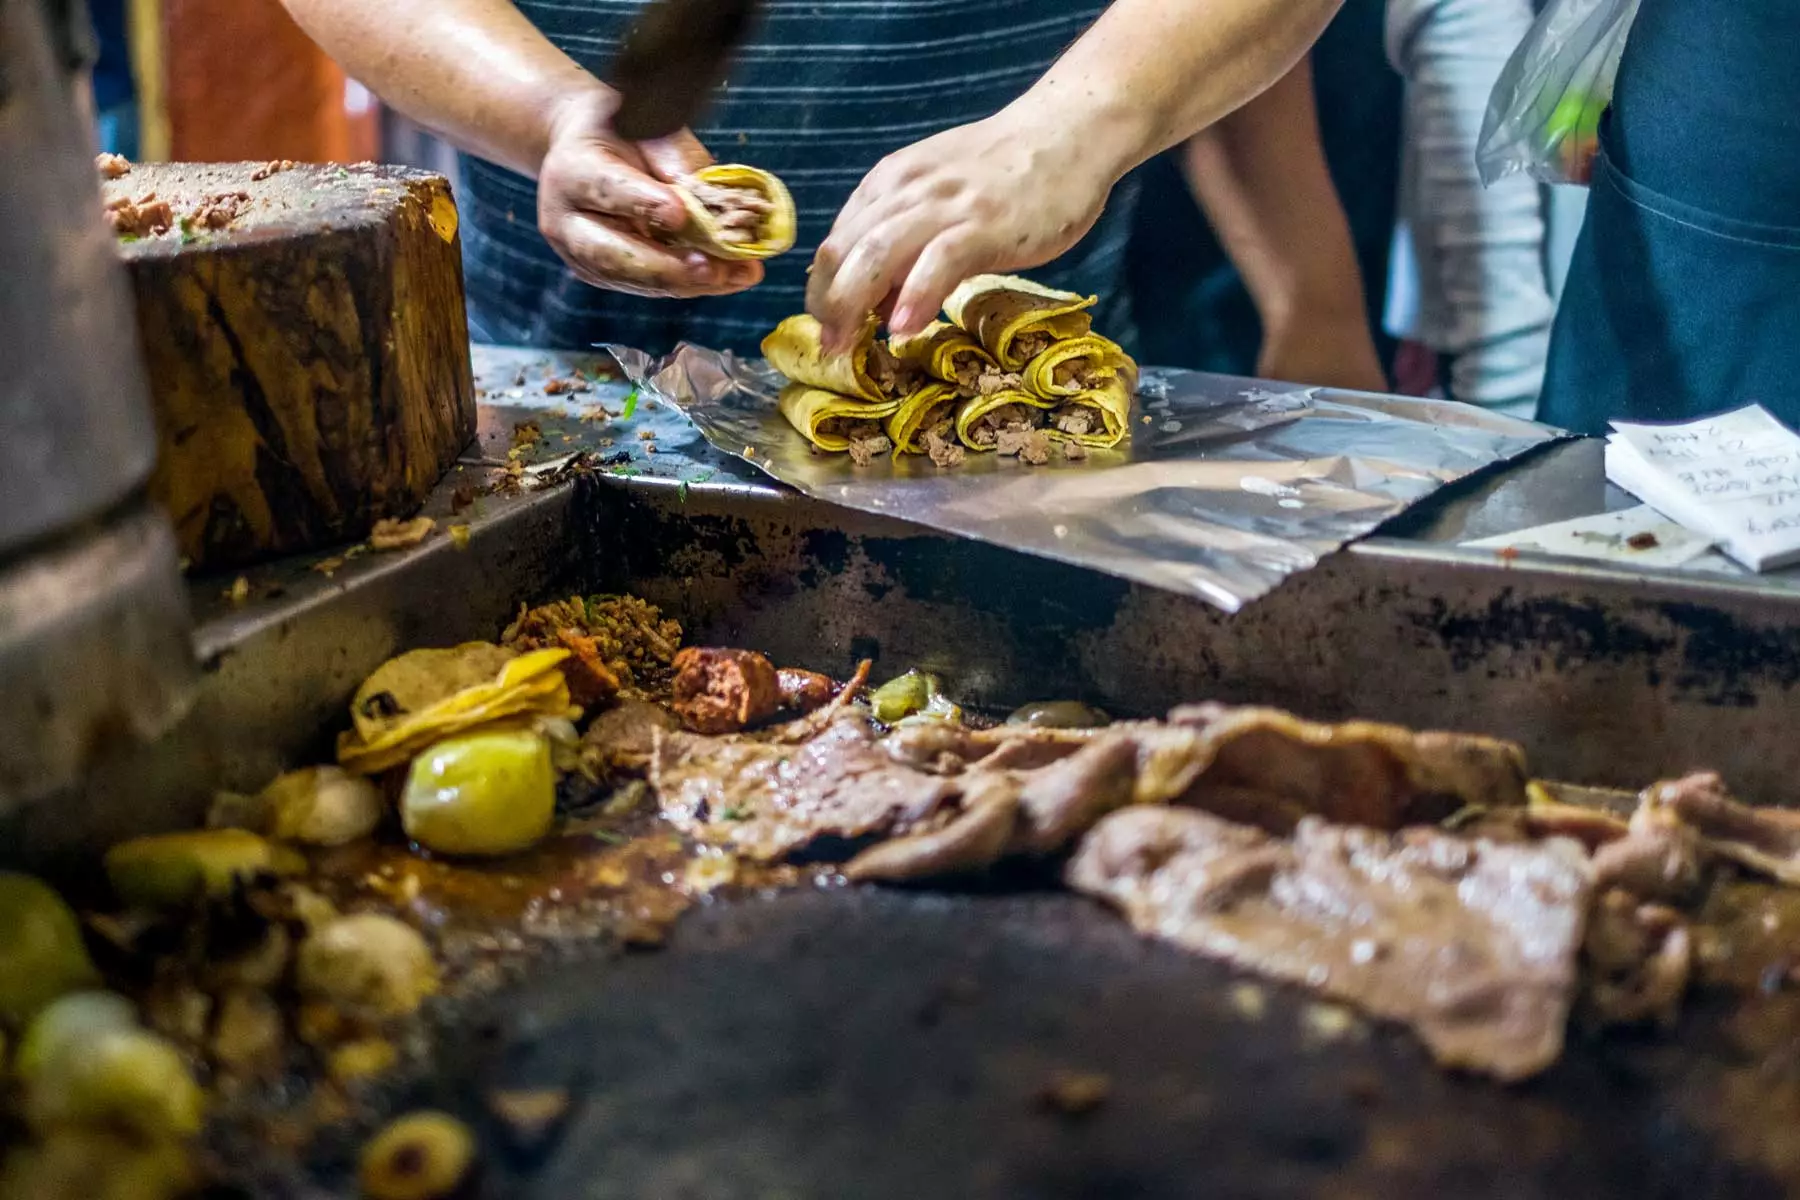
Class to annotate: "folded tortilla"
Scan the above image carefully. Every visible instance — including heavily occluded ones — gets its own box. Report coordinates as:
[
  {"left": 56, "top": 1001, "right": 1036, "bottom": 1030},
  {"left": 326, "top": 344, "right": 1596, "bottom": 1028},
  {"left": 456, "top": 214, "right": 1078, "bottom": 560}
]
[
  {"left": 944, "top": 274, "right": 1098, "bottom": 370},
  {"left": 1021, "top": 334, "right": 1137, "bottom": 399},
  {"left": 885, "top": 382, "right": 963, "bottom": 454},
  {"left": 762, "top": 313, "right": 889, "bottom": 401},
  {"left": 673, "top": 164, "right": 797, "bottom": 261},
  {"left": 1043, "top": 375, "right": 1132, "bottom": 449},
  {"left": 953, "top": 388, "right": 1055, "bottom": 451},
  {"left": 778, "top": 382, "right": 902, "bottom": 451},
  {"left": 890, "top": 320, "right": 996, "bottom": 386}
]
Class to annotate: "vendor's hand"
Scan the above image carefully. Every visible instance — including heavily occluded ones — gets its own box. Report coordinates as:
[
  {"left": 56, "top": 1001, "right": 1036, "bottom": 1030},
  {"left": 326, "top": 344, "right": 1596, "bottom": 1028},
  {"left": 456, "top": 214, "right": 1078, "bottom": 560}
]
[
  {"left": 807, "top": 109, "right": 1119, "bottom": 351},
  {"left": 538, "top": 89, "right": 763, "bottom": 299},
  {"left": 1257, "top": 309, "right": 1389, "bottom": 394}
]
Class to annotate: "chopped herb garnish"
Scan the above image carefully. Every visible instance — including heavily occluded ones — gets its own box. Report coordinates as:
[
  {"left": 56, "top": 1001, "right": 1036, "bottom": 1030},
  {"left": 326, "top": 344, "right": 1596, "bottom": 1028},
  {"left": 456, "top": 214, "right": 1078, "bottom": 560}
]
[
  {"left": 694, "top": 469, "right": 716, "bottom": 484},
  {"left": 621, "top": 387, "right": 640, "bottom": 419},
  {"left": 678, "top": 481, "right": 690, "bottom": 504},
  {"left": 591, "top": 830, "right": 627, "bottom": 845},
  {"left": 720, "top": 806, "right": 750, "bottom": 821}
]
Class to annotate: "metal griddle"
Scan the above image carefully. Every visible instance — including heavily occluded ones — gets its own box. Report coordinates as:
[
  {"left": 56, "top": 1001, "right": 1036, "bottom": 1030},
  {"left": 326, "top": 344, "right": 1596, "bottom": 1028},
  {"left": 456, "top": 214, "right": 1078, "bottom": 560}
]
[
  {"left": 36, "top": 346, "right": 1800, "bottom": 1196},
  {"left": 353, "top": 887, "right": 1780, "bottom": 1200}
]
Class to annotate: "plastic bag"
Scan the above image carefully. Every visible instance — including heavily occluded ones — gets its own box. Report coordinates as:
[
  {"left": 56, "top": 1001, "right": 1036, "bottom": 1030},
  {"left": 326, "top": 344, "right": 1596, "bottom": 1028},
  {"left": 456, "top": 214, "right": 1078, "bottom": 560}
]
[{"left": 1476, "top": 0, "right": 1640, "bottom": 187}]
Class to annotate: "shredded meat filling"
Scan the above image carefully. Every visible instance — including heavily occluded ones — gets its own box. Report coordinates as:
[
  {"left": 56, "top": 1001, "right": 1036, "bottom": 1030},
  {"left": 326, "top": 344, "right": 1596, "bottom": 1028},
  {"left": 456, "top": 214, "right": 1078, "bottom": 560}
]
[
  {"left": 921, "top": 422, "right": 966, "bottom": 469},
  {"left": 967, "top": 403, "right": 1040, "bottom": 451},
  {"left": 95, "top": 152, "right": 132, "bottom": 179},
  {"left": 688, "top": 181, "right": 773, "bottom": 245},
  {"left": 815, "top": 417, "right": 893, "bottom": 466},
  {"left": 670, "top": 647, "right": 782, "bottom": 734},
  {"left": 1011, "top": 331, "right": 1055, "bottom": 360},
  {"left": 1052, "top": 405, "right": 1095, "bottom": 437},
  {"left": 1052, "top": 357, "right": 1105, "bottom": 388},
  {"left": 192, "top": 190, "right": 251, "bottom": 230}
]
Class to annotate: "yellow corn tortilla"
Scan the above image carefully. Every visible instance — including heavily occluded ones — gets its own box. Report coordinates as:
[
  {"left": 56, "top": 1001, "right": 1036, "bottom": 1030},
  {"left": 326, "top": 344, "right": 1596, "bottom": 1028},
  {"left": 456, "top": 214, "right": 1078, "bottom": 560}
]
[
  {"left": 1043, "top": 375, "right": 1133, "bottom": 449},
  {"left": 889, "top": 320, "right": 996, "bottom": 385},
  {"left": 885, "top": 382, "right": 963, "bottom": 454},
  {"left": 762, "top": 314, "right": 892, "bottom": 402},
  {"left": 350, "top": 643, "right": 531, "bottom": 743},
  {"left": 944, "top": 274, "right": 1098, "bottom": 370},
  {"left": 673, "top": 164, "right": 797, "bottom": 261},
  {"left": 1021, "top": 334, "right": 1137, "bottom": 399},
  {"left": 952, "top": 388, "right": 1055, "bottom": 452},
  {"left": 778, "top": 383, "right": 903, "bottom": 452}
]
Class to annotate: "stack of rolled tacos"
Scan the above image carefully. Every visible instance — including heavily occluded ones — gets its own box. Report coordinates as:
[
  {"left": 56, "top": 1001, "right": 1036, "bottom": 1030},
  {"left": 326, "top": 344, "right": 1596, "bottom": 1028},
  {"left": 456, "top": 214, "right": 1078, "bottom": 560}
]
[{"left": 761, "top": 274, "right": 1136, "bottom": 468}]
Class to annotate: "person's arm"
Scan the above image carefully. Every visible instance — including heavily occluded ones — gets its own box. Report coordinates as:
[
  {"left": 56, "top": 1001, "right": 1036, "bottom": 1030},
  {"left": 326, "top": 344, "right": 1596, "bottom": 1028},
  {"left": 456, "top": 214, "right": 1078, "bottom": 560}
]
[
  {"left": 1183, "top": 57, "right": 1385, "bottom": 391},
  {"left": 277, "top": 0, "right": 760, "bottom": 297},
  {"left": 807, "top": 0, "right": 1345, "bottom": 348}
]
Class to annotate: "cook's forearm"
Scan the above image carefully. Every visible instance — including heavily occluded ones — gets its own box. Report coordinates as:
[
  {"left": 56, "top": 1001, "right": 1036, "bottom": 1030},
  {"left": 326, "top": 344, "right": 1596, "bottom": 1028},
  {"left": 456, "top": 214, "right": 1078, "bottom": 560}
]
[
  {"left": 1180, "top": 58, "right": 1366, "bottom": 329},
  {"left": 1010, "top": 0, "right": 1344, "bottom": 188},
  {"left": 278, "top": 0, "right": 601, "bottom": 176}
]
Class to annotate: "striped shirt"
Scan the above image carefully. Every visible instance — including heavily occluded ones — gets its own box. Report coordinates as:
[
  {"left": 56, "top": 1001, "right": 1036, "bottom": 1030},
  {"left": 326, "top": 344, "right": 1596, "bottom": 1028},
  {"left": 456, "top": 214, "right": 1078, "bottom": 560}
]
[{"left": 460, "top": 0, "right": 1134, "bottom": 355}]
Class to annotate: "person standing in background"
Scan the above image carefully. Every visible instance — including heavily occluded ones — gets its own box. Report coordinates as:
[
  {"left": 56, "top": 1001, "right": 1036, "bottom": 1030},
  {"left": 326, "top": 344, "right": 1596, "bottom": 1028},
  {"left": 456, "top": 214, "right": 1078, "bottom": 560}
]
[
  {"left": 1384, "top": 0, "right": 1554, "bottom": 418},
  {"left": 1128, "top": 0, "right": 1398, "bottom": 394}
]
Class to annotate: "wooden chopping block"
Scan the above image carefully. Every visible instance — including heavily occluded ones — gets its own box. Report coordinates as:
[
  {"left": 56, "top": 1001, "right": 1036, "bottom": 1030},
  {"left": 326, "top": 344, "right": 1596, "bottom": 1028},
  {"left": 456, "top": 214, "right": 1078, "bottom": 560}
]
[{"left": 104, "top": 160, "right": 476, "bottom": 570}]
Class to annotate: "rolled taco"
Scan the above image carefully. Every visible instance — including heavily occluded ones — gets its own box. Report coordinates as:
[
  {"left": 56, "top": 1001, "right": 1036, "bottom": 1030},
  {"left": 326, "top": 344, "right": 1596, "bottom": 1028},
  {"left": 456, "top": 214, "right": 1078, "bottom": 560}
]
[
  {"left": 1021, "top": 334, "right": 1137, "bottom": 399},
  {"left": 1043, "top": 375, "right": 1133, "bottom": 449},
  {"left": 778, "top": 382, "right": 902, "bottom": 452},
  {"left": 944, "top": 274, "right": 1098, "bottom": 370},
  {"left": 762, "top": 313, "right": 917, "bottom": 402},
  {"left": 890, "top": 320, "right": 997, "bottom": 390},
  {"left": 953, "top": 388, "right": 1055, "bottom": 452},
  {"left": 885, "top": 381, "right": 963, "bottom": 454},
  {"left": 672, "top": 165, "right": 797, "bottom": 261}
]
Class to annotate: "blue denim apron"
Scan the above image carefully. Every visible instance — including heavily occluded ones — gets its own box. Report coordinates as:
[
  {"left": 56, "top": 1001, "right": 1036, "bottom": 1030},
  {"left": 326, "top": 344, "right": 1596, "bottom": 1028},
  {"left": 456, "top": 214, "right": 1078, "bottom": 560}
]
[
  {"left": 1538, "top": 0, "right": 1800, "bottom": 434},
  {"left": 459, "top": 0, "right": 1131, "bottom": 356}
]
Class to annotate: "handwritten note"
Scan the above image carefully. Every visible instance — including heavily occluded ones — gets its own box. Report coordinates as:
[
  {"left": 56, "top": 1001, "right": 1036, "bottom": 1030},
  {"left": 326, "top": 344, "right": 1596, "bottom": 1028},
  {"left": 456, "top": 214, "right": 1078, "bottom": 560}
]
[{"left": 1605, "top": 406, "right": 1800, "bottom": 571}]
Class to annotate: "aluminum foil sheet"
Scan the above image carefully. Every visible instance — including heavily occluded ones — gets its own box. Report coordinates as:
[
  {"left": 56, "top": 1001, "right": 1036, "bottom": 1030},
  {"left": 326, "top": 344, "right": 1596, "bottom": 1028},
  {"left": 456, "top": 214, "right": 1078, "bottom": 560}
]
[{"left": 608, "top": 344, "right": 1563, "bottom": 611}]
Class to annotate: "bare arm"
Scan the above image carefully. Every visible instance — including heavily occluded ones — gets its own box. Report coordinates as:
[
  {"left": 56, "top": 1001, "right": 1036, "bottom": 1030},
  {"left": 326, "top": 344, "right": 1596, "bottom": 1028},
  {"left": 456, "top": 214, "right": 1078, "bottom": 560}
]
[
  {"left": 277, "top": 0, "right": 760, "bottom": 296},
  {"left": 1182, "top": 57, "right": 1385, "bottom": 390},
  {"left": 809, "top": 0, "right": 1345, "bottom": 346}
]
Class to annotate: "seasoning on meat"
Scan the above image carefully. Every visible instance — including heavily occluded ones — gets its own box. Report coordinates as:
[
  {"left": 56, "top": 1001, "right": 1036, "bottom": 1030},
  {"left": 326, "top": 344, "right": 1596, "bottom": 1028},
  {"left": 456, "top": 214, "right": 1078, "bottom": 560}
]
[
  {"left": 687, "top": 180, "right": 773, "bottom": 246},
  {"left": 104, "top": 192, "right": 173, "bottom": 238},
  {"left": 653, "top": 709, "right": 962, "bottom": 859},
  {"left": 670, "top": 647, "right": 782, "bottom": 734},
  {"left": 1067, "top": 806, "right": 1593, "bottom": 1081},
  {"left": 95, "top": 152, "right": 132, "bottom": 179}
]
